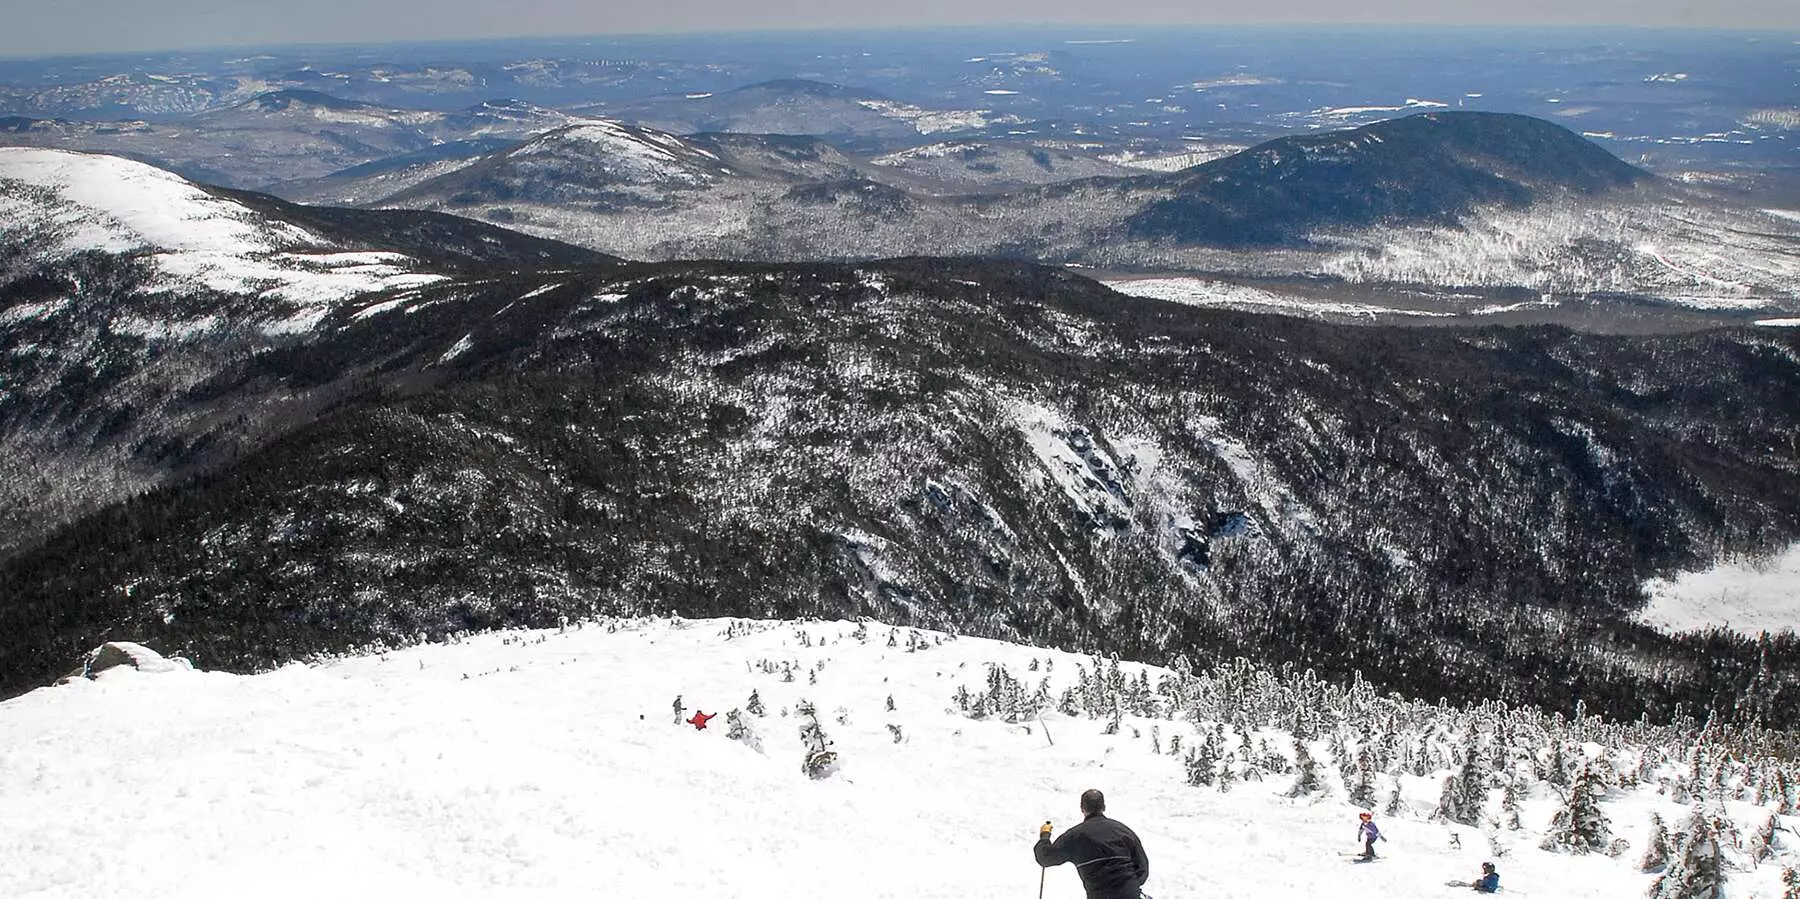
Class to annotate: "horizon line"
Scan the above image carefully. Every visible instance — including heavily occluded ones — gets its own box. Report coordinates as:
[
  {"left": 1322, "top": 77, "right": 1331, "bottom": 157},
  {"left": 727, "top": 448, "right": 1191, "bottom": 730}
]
[{"left": 3, "top": 20, "right": 1797, "bottom": 64}]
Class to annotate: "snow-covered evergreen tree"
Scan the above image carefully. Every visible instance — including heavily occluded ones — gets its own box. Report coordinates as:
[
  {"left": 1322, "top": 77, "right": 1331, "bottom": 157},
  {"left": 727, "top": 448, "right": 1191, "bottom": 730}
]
[
  {"left": 1187, "top": 737, "right": 1220, "bottom": 787},
  {"left": 1771, "top": 766, "right": 1797, "bottom": 815},
  {"left": 1501, "top": 777, "right": 1524, "bottom": 830},
  {"left": 1545, "top": 740, "right": 1572, "bottom": 788},
  {"left": 1438, "top": 735, "right": 1490, "bottom": 827},
  {"left": 1752, "top": 814, "right": 1780, "bottom": 866},
  {"left": 1218, "top": 752, "right": 1240, "bottom": 793},
  {"left": 1288, "top": 739, "right": 1324, "bottom": 799},
  {"left": 1780, "top": 866, "right": 1800, "bottom": 899},
  {"left": 1383, "top": 786, "right": 1406, "bottom": 819},
  {"left": 1648, "top": 810, "right": 1724, "bottom": 899},
  {"left": 796, "top": 700, "right": 839, "bottom": 779},
  {"left": 1541, "top": 760, "right": 1613, "bottom": 854},
  {"left": 1640, "top": 812, "right": 1673, "bottom": 873},
  {"left": 1348, "top": 743, "right": 1378, "bottom": 810},
  {"left": 725, "top": 708, "right": 763, "bottom": 753}
]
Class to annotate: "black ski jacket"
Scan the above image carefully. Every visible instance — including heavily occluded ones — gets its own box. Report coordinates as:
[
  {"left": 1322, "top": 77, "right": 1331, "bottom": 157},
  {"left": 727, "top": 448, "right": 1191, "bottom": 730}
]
[{"left": 1034, "top": 814, "right": 1149, "bottom": 899}]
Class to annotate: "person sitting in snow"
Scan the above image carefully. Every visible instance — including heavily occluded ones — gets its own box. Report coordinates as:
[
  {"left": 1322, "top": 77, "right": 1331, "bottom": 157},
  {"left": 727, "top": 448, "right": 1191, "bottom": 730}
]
[
  {"left": 1356, "top": 812, "right": 1385, "bottom": 860},
  {"left": 1471, "top": 861, "right": 1499, "bottom": 893},
  {"left": 1034, "top": 789, "right": 1150, "bottom": 899}
]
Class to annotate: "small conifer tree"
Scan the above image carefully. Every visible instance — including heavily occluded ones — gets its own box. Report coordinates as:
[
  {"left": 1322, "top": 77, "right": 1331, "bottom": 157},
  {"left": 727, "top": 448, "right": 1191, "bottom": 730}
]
[
  {"left": 1640, "top": 812, "right": 1673, "bottom": 873},
  {"left": 1541, "top": 761, "right": 1613, "bottom": 854},
  {"left": 1648, "top": 810, "right": 1724, "bottom": 899},
  {"left": 1288, "top": 740, "right": 1324, "bottom": 798},
  {"left": 796, "top": 700, "right": 839, "bottom": 779}
]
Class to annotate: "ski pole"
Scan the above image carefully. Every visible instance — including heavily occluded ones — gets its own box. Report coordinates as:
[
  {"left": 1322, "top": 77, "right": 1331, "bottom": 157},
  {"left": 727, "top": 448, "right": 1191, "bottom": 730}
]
[{"left": 1038, "top": 821, "right": 1052, "bottom": 899}]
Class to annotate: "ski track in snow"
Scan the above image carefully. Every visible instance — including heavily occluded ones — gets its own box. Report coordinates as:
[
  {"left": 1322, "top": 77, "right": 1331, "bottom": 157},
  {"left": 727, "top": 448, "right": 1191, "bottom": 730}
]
[{"left": 1, "top": 617, "right": 1772, "bottom": 899}]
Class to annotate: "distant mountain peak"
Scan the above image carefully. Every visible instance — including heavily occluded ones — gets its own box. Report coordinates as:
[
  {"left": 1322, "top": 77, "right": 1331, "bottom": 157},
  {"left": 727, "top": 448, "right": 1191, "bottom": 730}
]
[
  {"left": 732, "top": 78, "right": 884, "bottom": 101},
  {"left": 1130, "top": 110, "right": 1649, "bottom": 246},
  {"left": 243, "top": 89, "right": 378, "bottom": 113},
  {"left": 510, "top": 119, "right": 729, "bottom": 183}
]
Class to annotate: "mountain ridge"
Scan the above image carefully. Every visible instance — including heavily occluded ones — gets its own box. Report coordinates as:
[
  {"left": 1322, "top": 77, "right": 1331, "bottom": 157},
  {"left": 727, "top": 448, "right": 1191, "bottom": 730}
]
[{"left": 3, "top": 255, "right": 1797, "bottom": 725}]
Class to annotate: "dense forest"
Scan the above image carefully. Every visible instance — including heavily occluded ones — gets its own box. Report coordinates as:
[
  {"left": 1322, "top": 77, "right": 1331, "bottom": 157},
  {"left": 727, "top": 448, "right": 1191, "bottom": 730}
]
[{"left": 4, "top": 258, "right": 1797, "bottom": 727}]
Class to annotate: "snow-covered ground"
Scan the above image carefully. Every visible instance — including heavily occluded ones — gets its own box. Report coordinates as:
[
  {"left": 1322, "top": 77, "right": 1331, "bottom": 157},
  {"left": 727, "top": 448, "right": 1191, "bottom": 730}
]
[
  {"left": 1638, "top": 543, "right": 1800, "bottom": 637},
  {"left": 3, "top": 617, "right": 1787, "bottom": 899}
]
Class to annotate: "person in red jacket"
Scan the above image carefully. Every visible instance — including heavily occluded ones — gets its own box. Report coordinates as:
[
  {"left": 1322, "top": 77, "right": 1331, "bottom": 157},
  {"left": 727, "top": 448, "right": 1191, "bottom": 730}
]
[
  {"left": 1034, "top": 789, "right": 1150, "bottom": 899},
  {"left": 687, "top": 711, "right": 716, "bottom": 730}
]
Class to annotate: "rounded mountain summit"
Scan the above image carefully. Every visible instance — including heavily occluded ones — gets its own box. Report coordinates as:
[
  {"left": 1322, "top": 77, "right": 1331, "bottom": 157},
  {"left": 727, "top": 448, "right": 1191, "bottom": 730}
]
[{"left": 1125, "top": 111, "right": 1650, "bottom": 246}]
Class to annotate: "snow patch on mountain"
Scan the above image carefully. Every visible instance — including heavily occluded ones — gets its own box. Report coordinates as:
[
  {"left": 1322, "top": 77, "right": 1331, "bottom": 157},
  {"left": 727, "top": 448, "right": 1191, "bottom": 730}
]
[
  {"left": 1638, "top": 543, "right": 1800, "bottom": 636},
  {"left": 1010, "top": 400, "right": 1134, "bottom": 532},
  {"left": 0, "top": 148, "right": 443, "bottom": 307},
  {"left": 1106, "top": 278, "right": 1455, "bottom": 319},
  {"left": 854, "top": 99, "right": 1007, "bottom": 135}
]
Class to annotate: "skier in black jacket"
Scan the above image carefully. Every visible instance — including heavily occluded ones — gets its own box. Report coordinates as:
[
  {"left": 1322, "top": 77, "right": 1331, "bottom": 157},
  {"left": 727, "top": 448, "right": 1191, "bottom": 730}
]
[{"left": 1034, "top": 789, "right": 1150, "bottom": 899}]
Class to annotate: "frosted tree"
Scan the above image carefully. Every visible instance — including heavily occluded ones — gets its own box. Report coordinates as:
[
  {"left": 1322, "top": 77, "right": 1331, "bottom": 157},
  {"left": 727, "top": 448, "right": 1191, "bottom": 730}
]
[
  {"left": 1437, "top": 739, "right": 1490, "bottom": 827},
  {"left": 1752, "top": 814, "right": 1780, "bottom": 866},
  {"left": 1648, "top": 810, "right": 1724, "bottom": 899},
  {"left": 1541, "top": 761, "right": 1613, "bottom": 854},
  {"left": 1500, "top": 777, "right": 1524, "bottom": 830},
  {"left": 725, "top": 708, "right": 763, "bottom": 753},
  {"left": 1217, "top": 752, "right": 1240, "bottom": 793},
  {"left": 1187, "top": 738, "right": 1219, "bottom": 787},
  {"left": 1640, "top": 812, "right": 1673, "bottom": 873},
  {"left": 1288, "top": 740, "right": 1325, "bottom": 799},
  {"left": 1769, "top": 766, "right": 1798, "bottom": 815},
  {"left": 1383, "top": 786, "right": 1406, "bottom": 819},
  {"left": 1348, "top": 743, "right": 1379, "bottom": 810},
  {"left": 796, "top": 700, "right": 839, "bottom": 779},
  {"left": 1544, "top": 740, "right": 1572, "bottom": 789}
]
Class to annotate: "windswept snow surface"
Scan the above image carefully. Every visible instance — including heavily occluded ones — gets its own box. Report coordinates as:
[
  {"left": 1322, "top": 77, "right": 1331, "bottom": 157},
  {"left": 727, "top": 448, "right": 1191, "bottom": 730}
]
[
  {"left": 0, "top": 147, "right": 443, "bottom": 305},
  {"left": 1638, "top": 543, "right": 1800, "bottom": 636},
  {"left": 0, "top": 617, "right": 1764, "bottom": 899}
]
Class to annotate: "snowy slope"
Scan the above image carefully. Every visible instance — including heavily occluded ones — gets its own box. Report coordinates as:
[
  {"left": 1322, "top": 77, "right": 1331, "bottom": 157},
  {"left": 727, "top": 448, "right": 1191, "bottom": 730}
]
[
  {"left": 0, "top": 147, "right": 444, "bottom": 308},
  {"left": 3, "top": 617, "right": 1792, "bottom": 899}
]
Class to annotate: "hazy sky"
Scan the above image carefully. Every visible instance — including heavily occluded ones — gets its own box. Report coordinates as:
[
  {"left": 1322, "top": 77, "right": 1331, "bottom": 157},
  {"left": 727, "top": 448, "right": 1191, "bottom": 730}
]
[{"left": 2, "top": 0, "right": 1797, "bottom": 58}]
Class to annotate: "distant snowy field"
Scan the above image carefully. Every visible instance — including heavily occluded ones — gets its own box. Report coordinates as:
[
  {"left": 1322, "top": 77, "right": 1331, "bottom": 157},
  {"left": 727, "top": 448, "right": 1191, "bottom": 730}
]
[
  {"left": 1638, "top": 543, "right": 1800, "bottom": 636},
  {"left": 3, "top": 618, "right": 1786, "bottom": 899}
]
